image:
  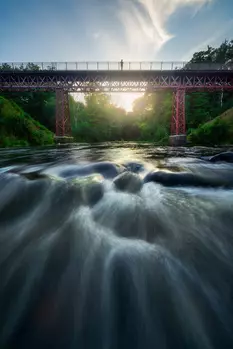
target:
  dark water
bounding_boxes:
[1,142,233,349]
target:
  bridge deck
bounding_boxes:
[1,61,233,72]
[1,67,233,93]
[1,69,233,76]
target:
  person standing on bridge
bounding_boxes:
[120,59,124,71]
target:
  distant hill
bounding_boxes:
[188,107,233,146]
[0,96,54,147]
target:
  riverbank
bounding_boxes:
[0,96,54,148]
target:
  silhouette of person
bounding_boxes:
[120,59,124,71]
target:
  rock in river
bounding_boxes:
[113,172,143,193]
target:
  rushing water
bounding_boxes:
[1,142,233,349]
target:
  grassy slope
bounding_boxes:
[188,108,233,145]
[0,96,54,147]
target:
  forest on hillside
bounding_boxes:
[1,40,233,147]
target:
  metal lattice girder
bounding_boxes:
[171,89,186,136]
[1,71,233,92]
[1,70,233,138]
[56,89,71,137]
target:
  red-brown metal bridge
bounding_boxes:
[1,61,233,144]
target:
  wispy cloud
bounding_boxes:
[116,0,212,60]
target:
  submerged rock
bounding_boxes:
[82,181,104,206]
[209,151,233,163]
[60,161,124,180]
[113,172,143,193]
[71,174,104,206]
[143,170,232,188]
[22,172,65,181]
[200,151,233,163]
[123,162,144,173]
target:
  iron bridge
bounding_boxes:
[1,61,233,138]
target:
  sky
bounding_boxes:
[1,0,233,110]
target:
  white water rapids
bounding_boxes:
[0,143,233,349]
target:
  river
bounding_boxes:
[1,142,233,349]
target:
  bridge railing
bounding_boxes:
[0,61,232,71]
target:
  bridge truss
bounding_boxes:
[1,68,233,137]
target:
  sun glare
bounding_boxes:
[74,92,143,113]
[111,93,143,112]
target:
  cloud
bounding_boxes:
[116,0,212,60]
[93,32,101,39]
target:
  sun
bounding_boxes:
[111,92,143,112]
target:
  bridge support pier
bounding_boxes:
[56,89,71,137]
[170,89,186,146]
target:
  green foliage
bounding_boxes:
[0,62,40,71]
[1,136,29,147]
[71,94,127,142]
[190,40,233,64]
[188,117,230,145]
[186,91,224,129]
[133,92,171,143]
[0,96,54,147]
[2,91,56,132]
[0,62,56,134]
[186,39,233,145]
[70,91,172,143]
[188,108,233,145]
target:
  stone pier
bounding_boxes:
[169,135,187,147]
[54,136,74,144]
